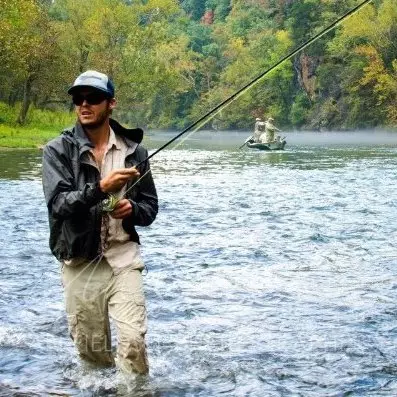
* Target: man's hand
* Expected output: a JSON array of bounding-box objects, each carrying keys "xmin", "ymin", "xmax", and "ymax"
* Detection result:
[
  {"xmin": 100, "ymin": 167, "xmax": 140, "ymax": 193},
  {"xmin": 110, "ymin": 199, "xmax": 133, "ymax": 219}
]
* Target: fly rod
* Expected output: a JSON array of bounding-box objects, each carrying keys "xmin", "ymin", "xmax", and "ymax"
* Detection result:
[{"xmin": 102, "ymin": 0, "xmax": 373, "ymax": 212}]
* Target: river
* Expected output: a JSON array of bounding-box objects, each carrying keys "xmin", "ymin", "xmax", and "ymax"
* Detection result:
[{"xmin": 0, "ymin": 130, "xmax": 397, "ymax": 396}]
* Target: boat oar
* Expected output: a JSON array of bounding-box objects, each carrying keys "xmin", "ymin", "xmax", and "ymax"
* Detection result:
[{"xmin": 239, "ymin": 135, "xmax": 253, "ymax": 149}]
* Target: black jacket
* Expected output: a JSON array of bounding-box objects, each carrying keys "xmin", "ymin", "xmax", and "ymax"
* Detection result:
[{"xmin": 42, "ymin": 119, "xmax": 158, "ymax": 261}]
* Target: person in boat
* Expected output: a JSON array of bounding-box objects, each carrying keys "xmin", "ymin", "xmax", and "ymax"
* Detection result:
[
  {"xmin": 253, "ymin": 117, "xmax": 266, "ymax": 142},
  {"xmin": 260, "ymin": 116, "xmax": 281, "ymax": 143},
  {"xmin": 42, "ymin": 70, "xmax": 158, "ymax": 375}
]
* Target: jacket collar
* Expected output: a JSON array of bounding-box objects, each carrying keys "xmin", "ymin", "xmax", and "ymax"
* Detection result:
[
  {"xmin": 70, "ymin": 118, "xmax": 144, "ymax": 157},
  {"xmin": 109, "ymin": 118, "xmax": 143, "ymax": 144}
]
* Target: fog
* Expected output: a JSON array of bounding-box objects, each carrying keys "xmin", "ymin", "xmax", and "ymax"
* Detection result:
[{"xmin": 145, "ymin": 129, "xmax": 397, "ymax": 151}]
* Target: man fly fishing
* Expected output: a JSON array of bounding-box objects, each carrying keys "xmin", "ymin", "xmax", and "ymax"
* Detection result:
[
  {"xmin": 42, "ymin": 70, "xmax": 158, "ymax": 375},
  {"xmin": 40, "ymin": 0, "xmax": 372, "ymax": 380}
]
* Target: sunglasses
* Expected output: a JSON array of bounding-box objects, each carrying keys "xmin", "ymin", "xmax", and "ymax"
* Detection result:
[{"xmin": 72, "ymin": 92, "xmax": 109, "ymax": 106}]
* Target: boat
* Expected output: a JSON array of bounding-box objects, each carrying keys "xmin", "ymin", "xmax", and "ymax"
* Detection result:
[{"xmin": 246, "ymin": 138, "xmax": 286, "ymax": 151}]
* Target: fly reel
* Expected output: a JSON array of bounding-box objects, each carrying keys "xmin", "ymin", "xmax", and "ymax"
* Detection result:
[{"xmin": 101, "ymin": 194, "xmax": 119, "ymax": 212}]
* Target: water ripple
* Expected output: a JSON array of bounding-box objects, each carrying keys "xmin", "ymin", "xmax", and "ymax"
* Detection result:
[{"xmin": 1, "ymin": 135, "xmax": 397, "ymax": 395}]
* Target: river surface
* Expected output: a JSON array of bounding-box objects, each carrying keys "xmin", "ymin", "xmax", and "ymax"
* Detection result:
[{"xmin": 0, "ymin": 130, "xmax": 397, "ymax": 396}]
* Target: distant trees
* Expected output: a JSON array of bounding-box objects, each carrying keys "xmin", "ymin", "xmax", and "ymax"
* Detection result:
[
  {"xmin": 0, "ymin": 0, "xmax": 395, "ymax": 130},
  {"xmin": 194, "ymin": 0, "xmax": 397, "ymax": 130},
  {"xmin": 314, "ymin": 0, "xmax": 397, "ymax": 128}
]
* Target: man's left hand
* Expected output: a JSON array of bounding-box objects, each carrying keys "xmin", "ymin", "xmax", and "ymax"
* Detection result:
[{"xmin": 110, "ymin": 199, "xmax": 133, "ymax": 219}]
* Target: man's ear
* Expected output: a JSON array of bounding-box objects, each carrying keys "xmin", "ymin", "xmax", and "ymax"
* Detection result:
[{"xmin": 109, "ymin": 98, "xmax": 117, "ymax": 110}]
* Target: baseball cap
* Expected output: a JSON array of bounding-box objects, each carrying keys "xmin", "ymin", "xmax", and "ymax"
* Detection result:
[{"xmin": 68, "ymin": 70, "xmax": 115, "ymax": 97}]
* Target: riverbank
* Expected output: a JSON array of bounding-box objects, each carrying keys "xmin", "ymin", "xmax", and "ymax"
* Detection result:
[
  {"xmin": 0, "ymin": 124, "xmax": 64, "ymax": 148},
  {"xmin": 0, "ymin": 103, "xmax": 74, "ymax": 148},
  {"xmin": 1, "ymin": 103, "xmax": 396, "ymax": 149}
]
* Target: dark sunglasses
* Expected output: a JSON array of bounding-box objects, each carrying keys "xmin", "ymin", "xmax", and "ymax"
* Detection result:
[{"xmin": 72, "ymin": 92, "xmax": 109, "ymax": 106}]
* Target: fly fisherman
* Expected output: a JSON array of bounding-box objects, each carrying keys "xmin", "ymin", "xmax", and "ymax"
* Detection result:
[
  {"xmin": 253, "ymin": 117, "xmax": 266, "ymax": 142},
  {"xmin": 42, "ymin": 70, "xmax": 158, "ymax": 375},
  {"xmin": 260, "ymin": 116, "xmax": 281, "ymax": 143}
]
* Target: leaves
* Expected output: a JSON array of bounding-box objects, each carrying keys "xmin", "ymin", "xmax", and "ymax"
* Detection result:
[{"xmin": 0, "ymin": 0, "xmax": 395, "ymax": 129}]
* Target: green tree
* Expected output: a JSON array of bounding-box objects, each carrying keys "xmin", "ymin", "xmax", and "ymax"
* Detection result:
[
  {"xmin": 206, "ymin": 0, "xmax": 231, "ymax": 22},
  {"xmin": 319, "ymin": 0, "xmax": 397, "ymax": 128},
  {"xmin": 0, "ymin": 0, "xmax": 62, "ymax": 124},
  {"xmin": 180, "ymin": 0, "xmax": 206, "ymax": 20},
  {"xmin": 50, "ymin": 0, "xmax": 196, "ymax": 127}
]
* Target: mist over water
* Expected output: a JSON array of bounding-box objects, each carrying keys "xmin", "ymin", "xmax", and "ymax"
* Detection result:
[
  {"xmin": 0, "ymin": 130, "xmax": 397, "ymax": 396},
  {"xmin": 147, "ymin": 129, "xmax": 397, "ymax": 150}
]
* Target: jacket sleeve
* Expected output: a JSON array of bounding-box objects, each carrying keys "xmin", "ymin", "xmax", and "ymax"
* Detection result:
[
  {"xmin": 42, "ymin": 141, "xmax": 107, "ymax": 219},
  {"xmin": 124, "ymin": 151, "xmax": 158, "ymax": 228}
]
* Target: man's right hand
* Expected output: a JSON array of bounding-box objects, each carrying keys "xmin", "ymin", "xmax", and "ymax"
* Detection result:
[{"xmin": 99, "ymin": 167, "xmax": 140, "ymax": 193}]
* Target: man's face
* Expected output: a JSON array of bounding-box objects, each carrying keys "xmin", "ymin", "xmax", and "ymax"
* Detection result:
[{"xmin": 72, "ymin": 88, "xmax": 116, "ymax": 129}]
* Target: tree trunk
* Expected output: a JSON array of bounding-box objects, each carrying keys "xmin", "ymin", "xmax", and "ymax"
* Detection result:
[
  {"xmin": 17, "ymin": 76, "xmax": 33, "ymax": 125},
  {"xmin": 8, "ymin": 86, "xmax": 20, "ymax": 107}
]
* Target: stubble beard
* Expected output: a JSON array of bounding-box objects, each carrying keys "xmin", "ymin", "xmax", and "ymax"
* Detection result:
[{"xmin": 79, "ymin": 106, "xmax": 111, "ymax": 131}]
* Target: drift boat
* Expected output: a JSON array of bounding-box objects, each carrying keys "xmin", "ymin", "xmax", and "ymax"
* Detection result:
[{"xmin": 246, "ymin": 138, "xmax": 286, "ymax": 151}]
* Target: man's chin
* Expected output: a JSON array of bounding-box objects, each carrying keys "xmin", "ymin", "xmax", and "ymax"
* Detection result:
[{"xmin": 79, "ymin": 119, "xmax": 103, "ymax": 129}]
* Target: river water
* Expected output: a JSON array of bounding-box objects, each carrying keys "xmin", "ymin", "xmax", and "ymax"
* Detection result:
[{"xmin": 0, "ymin": 131, "xmax": 397, "ymax": 396}]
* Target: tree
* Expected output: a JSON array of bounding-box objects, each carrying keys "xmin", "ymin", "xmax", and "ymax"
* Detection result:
[
  {"xmin": 319, "ymin": 0, "xmax": 397, "ymax": 127},
  {"xmin": 50, "ymin": 0, "xmax": 196, "ymax": 127},
  {"xmin": 0, "ymin": 0, "xmax": 62, "ymax": 124},
  {"xmin": 180, "ymin": 0, "xmax": 206, "ymax": 20}
]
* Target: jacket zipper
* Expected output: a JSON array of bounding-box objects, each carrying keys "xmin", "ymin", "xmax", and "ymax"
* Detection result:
[{"xmin": 82, "ymin": 157, "xmax": 103, "ymax": 257}]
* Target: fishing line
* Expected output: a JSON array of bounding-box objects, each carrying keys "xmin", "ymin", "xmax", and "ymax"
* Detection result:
[{"xmin": 102, "ymin": 0, "xmax": 373, "ymax": 211}]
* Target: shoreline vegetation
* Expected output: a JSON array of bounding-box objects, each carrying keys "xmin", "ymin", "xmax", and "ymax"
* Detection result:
[
  {"xmin": 0, "ymin": 103, "xmax": 75, "ymax": 148},
  {"xmin": 0, "ymin": 102, "xmax": 396, "ymax": 149},
  {"xmin": 0, "ymin": 1, "xmax": 396, "ymax": 144}
]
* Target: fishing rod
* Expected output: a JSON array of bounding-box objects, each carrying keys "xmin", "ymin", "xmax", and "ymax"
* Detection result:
[{"xmin": 102, "ymin": 0, "xmax": 373, "ymax": 212}]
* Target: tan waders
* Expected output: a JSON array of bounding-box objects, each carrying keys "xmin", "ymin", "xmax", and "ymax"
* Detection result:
[{"xmin": 62, "ymin": 258, "xmax": 149, "ymax": 374}]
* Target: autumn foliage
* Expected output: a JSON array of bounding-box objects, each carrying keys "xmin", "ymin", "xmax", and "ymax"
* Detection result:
[{"xmin": 0, "ymin": 0, "xmax": 395, "ymax": 130}]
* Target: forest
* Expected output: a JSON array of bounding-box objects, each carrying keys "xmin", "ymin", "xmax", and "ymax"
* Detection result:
[{"xmin": 0, "ymin": 0, "xmax": 396, "ymax": 132}]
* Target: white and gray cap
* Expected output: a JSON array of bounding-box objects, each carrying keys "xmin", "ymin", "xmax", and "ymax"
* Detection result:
[{"xmin": 68, "ymin": 70, "xmax": 115, "ymax": 97}]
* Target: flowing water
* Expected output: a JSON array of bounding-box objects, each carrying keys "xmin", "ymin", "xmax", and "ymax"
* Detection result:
[{"xmin": 0, "ymin": 131, "xmax": 397, "ymax": 396}]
